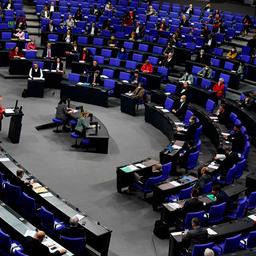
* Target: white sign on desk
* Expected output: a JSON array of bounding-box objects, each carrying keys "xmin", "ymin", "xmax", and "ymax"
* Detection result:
[
  {"xmin": 0, "ymin": 158, "xmax": 10, "ymax": 162},
  {"xmin": 4, "ymin": 108, "xmax": 14, "ymax": 114}
]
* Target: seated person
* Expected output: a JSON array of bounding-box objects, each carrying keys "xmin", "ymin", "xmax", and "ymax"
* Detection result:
[
  {"xmin": 157, "ymin": 19, "xmax": 167, "ymax": 31},
  {"xmin": 105, "ymin": 1, "xmax": 114, "ymax": 12},
  {"xmin": 204, "ymin": 248, "xmax": 215, "ymax": 256},
  {"xmin": 79, "ymin": 47, "xmax": 92, "ymax": 62},
  {"xmin": 55, "ymin": 98, "xmax": 69, "ymax": 126},
  {"xmin": 180, "ymin": 14, "xmax": 189, "ymax": 27},
  {"xmin": 212, "ymin": 78, "xmax": 225, "ymax": 101},
  {"xmin": 129, "ymin": 31, "xmax": 137, "ymax": 41},
  {"xmin": 130, "ymin": 83, "xmax": 145, "ymax": 101},
  {"xmin": 65, "ymin": 14, "xmax": 75, "ymax": 29},
  {"xmin": 179, "ymin": 71, "xmax": 193, "ymax": 85},
  {"xmin": 185, "ymin": 4, "xmax": 193, "ymax": 16},
  {"xmin": 74, "ymin": 111, "xmax": 91, "ymax": 137},
  {"xmin": 146, "ymin": 5, "xmax": 157, "ymax": 16},
  {"xmin": 29, "ymin": 63, "xmax": 43, "ymax": 79},
  {"xmin": 209, "ymin": 184, "xmax": 230, "ymax": 211},
  {"xmin": 181, "ymin": 218, "xmax": 208, "ymax": 254},
  {"xmin": 60, "ymin": 216, "xmax": 86, "ymax": 238},
  {"xmin": 215, "ymin": 146, "xmax": 240, "ymax": 176},
  {"xmin": 90, "ymin": 70, "xmax": 102, "ymax": 86},
  {"xmin": 9, "ymin": 46, "xmax": 24, "ymax": 59},
  {"xmin": 134, "ymin": 163, "xmax": 162, "ymax": 183},
  {"xmin": 172, "ymin": 95, "xmax": 188, "ymax": 120},
  {"xmin": 141, "ymin": 59, "xmax": 153, "ymax": 74},
  {"xmin": 63, "ymin": 29, "xmax": 73, "ymax": 44},
  {"xmin": 159, "ymin": 52, "xmax": 175, "ymax": 70},
  {"xmin": 24, "ymin": 230, "xmax": 66, "ymax": 256},
  {"xmin": 108, "ymin": 36, "xmax": 117, "ymax": 48},
  {"xmin": 42, "ymin": 42, "xmax": 55, "ymax": 58},
  {"xmin": 87, "ymin": 22, "xmax": 98, "ymax": 36},
  {"xmin": 178, "ymin": 140, "xmax": 197, "ymax": 168},
  {"xmin": 13, "ymin": 28, "xmax": 25, "ymax": 40},
  {"xmin": 134, "ymin": 22, "xmax": 145, "ymax": 39},
  {"xmin": 239, "ymin": 91, "xmax": 255, "ymax": 110},
  {"xmin": 117, "ymin": 47, "xmax": 128, "ymax": 60},
  {"xmin": 197, "ymin": 65, "xmax": 212, "ymax": 79},
  {"xmin": 26, "ymin": 40, "xmax": 37, "ymax": 50},
  {"xmin": 194, "ymin": 167, "xmax": 211, "ymax": 194},
  {"xmin": 52, "ymin": 57, "xmax": 64, "ymax": 72},
  {"xmin": 180, "ymin": 189, "xmax": 204, "ymax": 216},
  {"xmin": 123, "ymin": 11, "xmax": 134, "ymax": 26},
  {"xmin": 4, "ymin": 0, "xmax": 14, "ymax": 10},
  {"xmin": 177, "ymin": 115, "xmax": 200, "ymax": 141},
  {"xmin": 224, "ymin": 124, "xmax": 245, "ymax": 153},
  {"xmin": 215, "ymin": 103, "xmax": 230, "ymax": 125},
  {"xmin": 226, "ymin": 47, "xmax": 238, "ymax": 59},
  {"xmin": 178, "ymin": 82, "xmax": 190, "ymax": 99},
  {"xmin": 87, "ymin": 60, "xmax": 100, "ymax": 74},
  {"xmin": 74, "ymin": 8, "xmax": 83, "ymax": 22},
  {"xmin": 195, "ymin": 49, "xmax": 208, "ymax": 64},
  {"xmin": 129, "ymin": 70, "xmax": 143, "ymax": 86},
  {"xmin": 237, "ymin": 62, "xmax": 244, "ymax": 81},
  {"xmin": 16, "ymin": 169, "xmax": 33, "ymax": 188},
  {"xmin": 41, "ymin": 6, "xmax": 50, "ymax": 19}
]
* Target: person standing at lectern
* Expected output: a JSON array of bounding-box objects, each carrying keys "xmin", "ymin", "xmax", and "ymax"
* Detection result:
[{"xmin": 29, "ymin": 63, "xmax": 43, "ymax": 79}]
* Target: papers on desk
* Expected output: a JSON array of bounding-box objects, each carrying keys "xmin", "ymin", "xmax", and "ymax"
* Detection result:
[
  {"xmin": 74, "ymin": 214, "xmax": 85, "ymax": 221},
  {"xmin": 51, "ymin": 69, "xmax": 57, "ymax": 72},
  {"xmin": 122, "ymin": 80, "xmax": 129, "ymax": 83},
  {"xmin": 172, "ymin": 144, "xmax": 182, "ymax": 150},
  {"xmin": 221, "ymin": 132, "xmax": 230, "ymax": 137},
  {"xmin": 165, "ymin": 92, "xmax": 171, "ymax": 96},
  {"xmin": 155, "ymin": 106, "xmax": 163, "ymax": 109},
  {"xmin": 100, "ymin": 75, "xmax": 109, "ymax": 79},
  {"xmin": 167, "ymin": 202, "xmax": 182, "ymax": 209},
  {"xmin": 161, "ymin": 109, "xmax": 169, "ymax": 113},
  {"xmin": 32, "ymin": 182, "xmax": 48, "ymax": 194},
  {"xmin": 215, "ymin": 154, "xmax": 226, "ymax": 160},
  {"xmin": 125, "ymin": 92, "xmax": 133, "ymax": 96},
  {"xmin": 32, "ymin": 77, "xmax": 44, "ymax": 80},
  {"xmin": 209, "ymin": 116, "xmax": 218, "ymax": 120},
  {"xmin": 207, "ymin": 228, "xmax": 217, "ymax": 235},
  {"xmin": 175, "ymin": 122, "xmax": 185, "ymax": 126},
  {"xmin": 43, "ymin": 239, "xmax": 55, "ymax": 248},
  {"xmin": 208, "ymin": 162, "xmax": 219, "ymax": 170},
  {"xmin": 135, "ymin": 163, "xmax": 146, "ymax": 169},
  {"xmin": 40, "ymin": 192, "xmax": 53, "ymax": 198},
  {"xmin": 77, "ymin": 82, "xmax": 84, "ymax": 86},
  {"xmin": 4, "ymin": 108, "xmax": 14, "ymax": 114},
  {"xmin": 0, "ymin": 157, "xmax": 10, "ymax": 162},
  {"xmin": 248, "ymin": 214, "xmax": 256, "ymax": 221},
  {"xmin": 120, "ymin": 165, "xmax": 138, "ymax": 173},
  {"xmin": 177, "ymin": 127, "xmax": 187, "ymax": 132},
  {"xmin": 171, "ymin": 231, "xmax": 183, "ymax": 236},
  {"xmin": 169, "ymin": 181, "xmax": 181, "ymax": 187},
  {"xmin": 25, "ymin": 230, "xmax": 36, "ymax": 237},
  {"xmin": 79, "ymin": 60, "xmax": 85, "ymax": 63},
  {"xmin": 43, "ymin": 69, "xmax": 50, "ymax": 72}
]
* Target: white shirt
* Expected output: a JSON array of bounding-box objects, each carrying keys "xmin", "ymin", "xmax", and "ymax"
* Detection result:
[
  {"xmin": 90, "ymin": 27, "xmax": 95, "ymax": 35},
  {"xmin": 29, "ymin": 68, "xmax": 43, "ymax": 79}
]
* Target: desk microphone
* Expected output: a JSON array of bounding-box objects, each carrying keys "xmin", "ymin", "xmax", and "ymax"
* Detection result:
[{"xmin": 19, "ymin": 106, "xmax": 23, "ymax": 114}]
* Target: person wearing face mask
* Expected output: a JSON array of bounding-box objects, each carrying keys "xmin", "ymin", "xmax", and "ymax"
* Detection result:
[
  {"xmin": 226, "ymin": 47, "xmax": 237, "ymax": 60},
  {"xmin": 178, "ymin": 81, "xmax": 190, "ymax": 99},
  {"xmin": 197, "ymin": 65, "xmax": 212, "ymax": 79},
  {"xmin": 117, "ymin": 47, "xmax": 128, "ymax": 60},
  {"xmin": 179, "ymin": 71, "xmax": 193, "ymax": 85},
  {"xmin": 172, "ymin": 95, "xmax": 188, "ymax": 120}
]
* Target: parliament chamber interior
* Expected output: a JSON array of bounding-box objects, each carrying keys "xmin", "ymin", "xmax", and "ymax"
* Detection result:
[{"xmin": 0, "ymin": 0, "xmax": 256, "ymax": 255}]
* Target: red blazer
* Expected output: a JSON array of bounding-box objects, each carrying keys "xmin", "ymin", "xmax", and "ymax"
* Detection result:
[
  {"xmin": 213, "ymin": 82, "xmax": 225, "ymax": 98},
  {"xmin": 0, "ymin": 105, "xmax": 5, "ymax": 120},
  {"xmin": 141, "ymin": 63, "xmax": 153, "ymax": 73},
  {"xmin": 9, "ymin": 50, "xmax": 24, "ymax": 59}
]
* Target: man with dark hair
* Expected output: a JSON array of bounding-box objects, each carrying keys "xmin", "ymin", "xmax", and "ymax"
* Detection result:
[
  {"xmin": 182, "ymin": 218, "xmax": 208, "ymax": 252},
  {"xmin": 194, "ymin": 167, "xmax": 211, "ymax": 193},
  {"xmin": 225, "ymin": 124, "xmax": 245, "ymax": 153},
  {"xmin": 210, "ymin": 185, "xmax": 230, "ymax": 211}
]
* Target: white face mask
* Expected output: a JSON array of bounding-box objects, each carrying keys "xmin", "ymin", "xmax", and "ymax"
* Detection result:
[{"xmin": 180, "ymin": 99, "xmax": 184, "ymax": 103}]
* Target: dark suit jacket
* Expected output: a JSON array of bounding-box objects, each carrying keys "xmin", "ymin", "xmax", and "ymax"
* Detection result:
[
  {"xmin": 186, "ymin": 122, "xmax": 200, "ymax": 141},
  {"xmin": 52, "ymin": 62, "xmax": 63, "ymax": 71},
  {"xmin": 181, "ymin": 198, "xmax": 204, "ymax": 216},
  {"xmin": 175, "ymin": 102, "xmax": 188, "ymax": 120},
  {"xmin": 24, "ymin": 236, "xmax": 61, "ymax": 256},
  {"xmin": 218, "ymin": 151, "xmax": 240, "ymax": 175},
  {"xmin": 60, "ymin": 226, "xmax": 86, "ymax": 238},
  {"xmin": 228, "ymin": 131, "xmax": 245, "ymax": 153},
  {"xmin": 217, "ymin": 110, "xmax": 230, "ymax": 125},
  {"xmin": 194, "ymin": 174, "xmax": 211, "ymax": 193},
  {"xmin": 182, "ymin": 226, "xmax": 208, "ymax": 251},
  {"xmin": 87, "ymin": 26, "xmax": 98, "ymax": 35}
]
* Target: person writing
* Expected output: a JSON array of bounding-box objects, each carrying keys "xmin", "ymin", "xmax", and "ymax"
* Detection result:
[
  {"xmin": 74, "ymin": 111, "xmax": 91, "ymax": 138},
  {"xmin": 29, "ymin": 63, "xmax": 43, "ymax": 79}
]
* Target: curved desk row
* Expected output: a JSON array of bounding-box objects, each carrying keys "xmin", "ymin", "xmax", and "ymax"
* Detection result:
[
  {"xmin": 168, "ymin": 209, "xmax": 256, "ymax": 256},
  {"xmin": 0, "ymin": 199, "xmax": 73, "ymax": 255},
  {"xmin": 0, "ymin": 149, "xmax": 112, "ymax": 256}
]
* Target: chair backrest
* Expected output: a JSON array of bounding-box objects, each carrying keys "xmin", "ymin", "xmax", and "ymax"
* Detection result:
[
  {"xmin": 93, "ymin": 55, "xmax": 104, "ymax": 64},
  {"xmin": 248, "ymin": 192, "xmax": 256, "ymax": 210},
  {"xmin": 103, "ymin": 79, "xmax": 115, "ymax": 90},
  {"xmin": 186, "ymin": 151, "xmax": 199, "ymax": 170},
  {"xmin": 192, "ymin": 242, "xmax": 214, "ymax": 256},
  {"xmin": 192, "ymin": 65, "xmax": 202, "ymax": 75},
  {"xmin": 68, "ymin": 73, "xmax": 80, "ymax": 83},
  {"xmin": 223, "ymin": 234, "xmax": 242, "ymax": 253},
  {"xmin": 229, "ymin": 112, "xmax": 237, "ymax": 123},
  {"xmin": 124, "ymin": 41, "xmax": 134, "ymax": 50},
  {"xmin": 247, "ymin": 231, "xmax": 256, "ymax": 249},
  {"xmin": 179, "ymin": 185, "xmax": 193, "ymax": 200},
  {"xmin": 60, "ymin": 236, "xmax": 86, "ymax": 255},
  {"xmin": 205, "ymin": 99, "xmax": 215, "ymax": 113},
  {"xmin": 184, "ymin": 110, "xmax": 194, "ymax": 125},
  {"xmin": 148, "ymin": 56, "xmax": 158, "ymax": 65},
  {"xmin": 4, "ymin": 183, "xmax": 21, "ymax": 206},
  {"xmin": 25, "ymin": 51, "xmax": 37, "ymax": 59},
  {"xmin": 77, "ymin": 36, "xmax": 88, "ymax": 45},
  {"xmin": 211, "ymin": 58, "xmax": 220, "ymax": 67},
  {"xmin": 201, "ymin": 181, "xmax": 213, "ymax": 194},
  {"xmin": 164, "ymin": 98, "xmax": 174, "ymax": 111},
  {"xmin": 235, "ymin": 158, "xmax": 246, "ymax": 179},
  {"xmin": 161, "ymin": 162, "xmax": 172, "ymax": 179},
  {"xmin": 109, "ymin": 58, "xmax": 121, "ymax": 67},
  {"xmin": 242, "ymin": 141, "xmax": 250, "ymax": 159},
  {"xmin": 201, "ymin": 78, "xmax": 211, "ymax": 90},
  {"xmin": 0, "ymin": 230, "xmax": 11, "ymax": 252},
  {"xmin": 138, "ymin": 43, "xmax": 149, "ymax": 52},
  {"xmin": 5, "ymin": 42, "xmax": 16, "ymax": 50},
  {"xmin": 208, "ymin": 202, "xmax": 226, "ymax": 224},
  {"xmin": 224, "ymin": 61, "xmax": 234, "ymax": 71},
  {"xmin": 101, "ymin": 49, "xmax": 112, "ymax": 58},
  {"xmin": 194, "ymin": 125, "xmax": 202, "ymax": 142},
  {"xmin": 236, "ymin": 197, "xmax": 248, "ymax": 218},
  {"xmin": 125, "ymin": 60, "xmax": 137, "ymax": 69},
  {"xmin": 132, "ymin": 53, "xmax": 143, "ymax": 63},
  {"xmin": 152, "ymin": 46, "xmax": 163, "ymax": 54},
  {"xmin": 15, "ymin": 250, "xmax": 29, "ymax": 256},
  {"xmin": 213, "ymin": 48, "xmax": 223, "ymax": 56},
  {"xmin": 87, "ymin": 47, "xmax": 96, "ymax": 56},
  {"xmin": 225, "ymin": 164, "xmax": 237, "ymax": 185},
  {"xmin": 119, "ymin": 72, "xmax": 130, "ymax": 81},
  {"xmin": 21, "ymin": 192, "xmax": 36, "ymax": 218},
  {"xmin": 102, "ymin": 68, "xmax": 114, "ymax": 78},
  {"xmin": 219, "ymin": 73, "xmax": 230, "ymax": 86},
  {"xmin": 93, "ymin": 37, "xmax": 103, "ymax": 45},
  {"xmin": 184, "ymin": 211, "xmax": 205, "ymax": 230},
  {"xmin": 165, "ymin": 83, "xmax": 176, "ymax": 94},
  {"xmin": 39, "ymin": 206, "xmax": 55, "ymax": 230}
]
